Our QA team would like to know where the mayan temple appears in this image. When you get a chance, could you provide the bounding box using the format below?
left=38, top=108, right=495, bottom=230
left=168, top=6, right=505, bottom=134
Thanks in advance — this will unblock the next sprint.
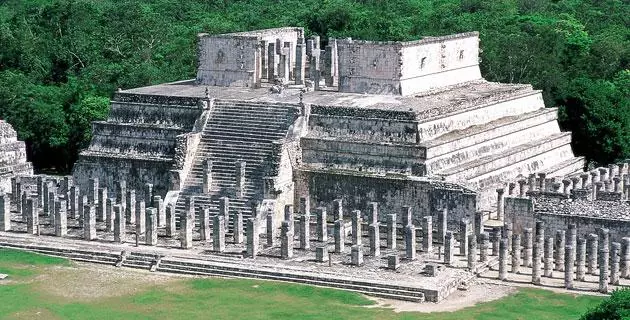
left=4, top=27, right=630, bottom=302
left=0, top=120, right=33, bottom=193
left=72, top=27, right=583, bottom=224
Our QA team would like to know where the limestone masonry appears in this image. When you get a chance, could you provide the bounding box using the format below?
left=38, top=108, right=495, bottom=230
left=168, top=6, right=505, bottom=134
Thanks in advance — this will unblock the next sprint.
left=1, top=27, right=629, bottom=301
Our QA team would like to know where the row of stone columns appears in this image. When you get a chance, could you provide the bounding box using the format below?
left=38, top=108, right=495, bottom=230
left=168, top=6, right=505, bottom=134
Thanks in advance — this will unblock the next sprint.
left=480, top=223, right=628, bottom=292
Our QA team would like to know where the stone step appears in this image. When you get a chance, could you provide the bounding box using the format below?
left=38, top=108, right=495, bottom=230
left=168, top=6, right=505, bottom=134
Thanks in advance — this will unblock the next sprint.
left=209, top=113, right=291, bottom=124
left=204, top=128, right=287, bottom=139
left=438, top=132, right=572, bottom=181
left=424, top=108, right=560, bottom=173
left=543, top=156, right=586, bottom=178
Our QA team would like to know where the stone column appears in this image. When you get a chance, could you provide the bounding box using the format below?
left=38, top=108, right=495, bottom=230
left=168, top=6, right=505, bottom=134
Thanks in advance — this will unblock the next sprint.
left=267, top=42, right=276, bottom=79
left=219, top=197, right=230, bottom=229
left=299, top=214, right=310, bottom=250
left=135, top=200, right=146, bottom=235
left=444, top=231, right=454, bottom=266
left=611, top=242, right=620, bottom=285
left=213, top=215, right=226, bottom=252
left=437, top=207, right=448, bottom=244
left=580, top=173, right=589, bottom=189
left=386, top=214, right=396, bottom=250
left=499, top=238, right=509, bottom=280
left=97, top=188, right=107, bottom=222
left=42, top=181, right=50, bottom=215
left=512, top=234, right=521, bottom=273
left=472, top=212, right=484, bottom=238
left=367, top=202, right=378, bottom=225
left=143, top=183, right=153, bottom=207
left=422, top=216, right=433, bottom=253
left=565, top=245, right=575, bottom=289
left=200, top=208, right=211, bottom=242
left=369, top=223, right=380, bottom=256
left=532, top=233, right=542, bottom=285
left=332, top=198, right=343, bottom=221
left=115, top=180, right=127, bottom=214
left=599, top=167, right=608, bottom=182
left=298, top=197, right=310, bottom=216
left=587, top=233, right=599, bottom=275
left=36, top=176, right=43, bottom=207
left=460, top=219, right=470, bottom=256
left=246, top=218, right=259, bottom=258
left=165, top=204, right=176, bottom=237
left=544, top=237, right=554, bottom=277
left=26, top=198, right=37, bottom=234
left=503, top=222, right=513, bottom=253
left=555, top=230, right=566, bottom=271
left=316, top=207, right=327, bottom=242
left=468, top=234, right=477, bottom=270
left=280, top=220, right=293, bottom=259
left=528, top=173, right=536, bottom=192
left=508, top=182, right=516, bottom=196
left=496, top=188, right=504, bottom=220
left=180, top=197, right=194, bottom=249
left=235, top=161, right=246, bottom=198
left=479, top=232, right=489, bottom=263
left=113, top=204, right=125, bottom=243
left=567, top=224, right=577, bottom=262
left=518, top=179, right=527, bottom=197
left=351, top=210, right=362, bottom=245
left=105, top=198, right=114, bottom=232
left=78, top=194, right=87, bottom=227
left=613, top=176, right=621, bottom=193
left=491, top=227, right=501, bottom=256
left=284, top=205, right=294, bottom=235
left=88, top=178, right=99, bottom=205
left=351, top=245, right=363, bottom=266
left=562, top=179, right=571, bottom=195
left=334, top=219, right=345, bottom=253
left=47, top=190, right=55, bottom=220
left=401, top=206, right=412, bottom=227
left=538, top=173, right=547, bottom=191
left=146, top=208, right=157, bottom=246
left=83, top=205, right=96, bottom=241
left=126, top=190, right=136, bottom=224
left=295, top=42, right=306, bottom=85
left=0, top=193, right=10, bottom=231
left=598, top=228, right=610, bottom=293
left=576, top=237, right=586, bottom=281
left=54, top=200, right=67, bottom=237
left=69, top=186, right=79, bottom=219
left=266, top=213, right=275, bottom=247
left=15, top=183, right=22, bottom=217
left=233, top=211, right=244, bottom=244
left=405, top=224, right=416, bottom=260
left=154, top=195, right=165, bottom=227
left=571, top=177, right=581, bottom=191
left=202, top=159, right=212, bottom=194
left=621, top=237, right=630, bottom=278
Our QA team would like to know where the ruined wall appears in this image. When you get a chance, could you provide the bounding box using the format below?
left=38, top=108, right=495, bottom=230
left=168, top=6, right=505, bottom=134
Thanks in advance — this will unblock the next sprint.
left=399, top=33, right=481, bottom=94
left=295, top=170, right=475, bottom=229
left=505, top=195, right=630, bottom=242
left=337, top=41, right=402, bottom=95
left=196, top=35, right=259, bottom=87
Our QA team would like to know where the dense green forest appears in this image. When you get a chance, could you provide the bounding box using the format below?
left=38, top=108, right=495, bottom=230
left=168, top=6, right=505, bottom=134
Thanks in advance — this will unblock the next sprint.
left=0, top=0, right=628, bottom=173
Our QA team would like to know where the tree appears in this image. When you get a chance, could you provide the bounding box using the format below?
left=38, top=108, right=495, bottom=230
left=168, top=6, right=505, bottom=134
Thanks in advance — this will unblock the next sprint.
left=581, top=288, right=630, bottom=320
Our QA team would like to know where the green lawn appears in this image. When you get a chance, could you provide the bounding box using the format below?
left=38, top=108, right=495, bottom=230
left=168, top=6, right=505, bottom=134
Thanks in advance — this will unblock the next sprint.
left=0, top=248, right=604, bottom=320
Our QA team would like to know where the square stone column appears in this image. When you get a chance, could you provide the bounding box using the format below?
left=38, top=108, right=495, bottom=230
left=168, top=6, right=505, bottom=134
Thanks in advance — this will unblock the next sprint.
left=369, top=223, right=380, bottom=257
left=405, top=225, right=416, bottom=260
left=126, top=190, right=136, bottom=224
left=146, top=208, right=158, bottom=246
left=154, top=195, right=165, bottom=227
left=136, top=200, right=146, bottom=235
left=266, top=214, right=275, bottom=247
left=284, top=204, right=294, bottom=235
left=280, top=220, right=293, bottom=259
left=299, top=214, right=310, bottom=250
left=54, top=200, right=67, bottom=237
left=316, top=207, right=327, bottom=242
left=444, top=231, right=454, bottom=265
left=332, top=199, right=343, bottom=221
left=69, top=186, right=79, bottom=219
left=246, top=218, right=259, bottom=258
left=143, top=183, right=153, bottom=207
left=105, top=198, right=114, bottom=232
left=88, top=178, right=99, bottom=205
left=113, top=204, right=125, bottom=243
left=219, top=197, right=230, bottom=229
left=115, top=180, right=127, bottom=214
left=422, top=216, right=433, bottom=253
left=83, top=205, right=96, bottom=241
left=180, top=197, right=195, bottom=249
left=351, top=245, right=363, bottom=266
left=97, top=187, right=107, bottom=222
left=334, top=219, right=345, bottom=253
left=0, top=193, right=10, bottom=231
left=437, top=207, right=448, bottom=244
left=213, top=215, right=226, bottom=252
left=200, top=207, right=211, bottom=242
left=233, top=211, right=244, bottom=244
left=386, top=214, right=396, bottom=250
left=351, top=210, right=362, bottom=246
left=166, top=204, right=176, bottom=237
left=401, top=206, right=412, bottom=227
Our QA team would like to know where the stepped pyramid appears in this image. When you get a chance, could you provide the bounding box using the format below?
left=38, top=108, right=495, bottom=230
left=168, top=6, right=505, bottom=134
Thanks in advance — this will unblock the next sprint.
left=0, top=120, right=33, bottom=193
left=73, top=27, right=584, bottom=226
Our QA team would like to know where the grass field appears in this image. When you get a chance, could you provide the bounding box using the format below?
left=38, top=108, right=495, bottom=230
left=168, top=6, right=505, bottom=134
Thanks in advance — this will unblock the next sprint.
left=0, top=248, right=604, bottom=319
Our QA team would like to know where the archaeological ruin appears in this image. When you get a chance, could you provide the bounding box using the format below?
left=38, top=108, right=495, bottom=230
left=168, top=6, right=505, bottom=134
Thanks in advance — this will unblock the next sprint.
left=1, top=27, right=629, bottom=302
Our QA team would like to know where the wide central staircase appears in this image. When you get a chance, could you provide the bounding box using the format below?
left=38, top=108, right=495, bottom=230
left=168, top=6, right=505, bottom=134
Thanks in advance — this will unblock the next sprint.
left=174, top=100, right=299, bottom=219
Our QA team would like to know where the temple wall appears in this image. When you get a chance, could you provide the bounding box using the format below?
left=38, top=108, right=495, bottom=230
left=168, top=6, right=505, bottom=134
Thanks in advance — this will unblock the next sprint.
left=337, top=41, right=402, bottom=95
left=196, top=36, right=259, bottom=87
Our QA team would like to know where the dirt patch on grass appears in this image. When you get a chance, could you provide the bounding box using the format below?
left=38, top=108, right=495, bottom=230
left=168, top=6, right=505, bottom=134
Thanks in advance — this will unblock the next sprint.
left=365, top=279, right=517, bottom=313
left=30, top=262, right=185, bottom=302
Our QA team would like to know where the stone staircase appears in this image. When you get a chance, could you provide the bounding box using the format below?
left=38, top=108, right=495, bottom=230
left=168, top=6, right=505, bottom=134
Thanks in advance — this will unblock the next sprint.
left=174, top=100, right=299, bottom=219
